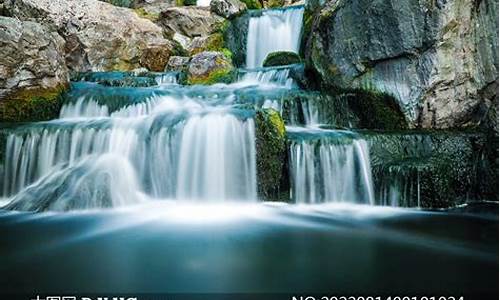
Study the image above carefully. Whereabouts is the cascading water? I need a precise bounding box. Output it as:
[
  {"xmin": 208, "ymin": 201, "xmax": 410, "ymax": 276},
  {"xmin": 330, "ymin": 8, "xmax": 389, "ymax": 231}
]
[
  {"xmin": 246, "ymin": 7, "xmax": 304, "ymax": 68},
  {"xmin": 2, "ymin": 81, "xmax": 259, "ymax": 210},
  {"xmin": 287, "ymin": 128, "xmax": 375, "ymax": 204}
]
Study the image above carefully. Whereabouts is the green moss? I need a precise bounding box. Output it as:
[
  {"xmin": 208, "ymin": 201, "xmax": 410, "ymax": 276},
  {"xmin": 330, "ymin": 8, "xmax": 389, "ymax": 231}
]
[
  {"xmin": 263, "ymin": 51, "xmax": 302, "ymax": 67},
  {"xmin": 0, "ymin": 85, "xmax": 68, "ymax": 122},
  {"xmin": 240, "ymin": 0, "xmax": 262, "ymax": 9},
  {"xmin": 255, "ymin": 109, "xmax": 287, "ymax": 201},
  {"xmin": 367, "ymin": 131, "xmax": 491, "ymax": 208},
  {"xmin": 187, "ymin": 68, "xmax": 234, "ymax": 85},
  {"xmin": 133, "ymin": 7, "xmax": 160, "ymax": 21},
  {"xmin": 340, "ymin": 88, "xmax": 408, "ymax": 130},
  {"xmin": 266, "ymin": 0, "xmax": 285, "ymax": 8}
]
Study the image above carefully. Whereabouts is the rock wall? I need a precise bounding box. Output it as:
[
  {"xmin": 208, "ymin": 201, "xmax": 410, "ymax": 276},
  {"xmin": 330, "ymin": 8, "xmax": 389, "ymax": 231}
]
[
  {"xmin": 0, "ymin": 16, "xmax": 69, "ymax": 121},
  {"xmin": 307, "ymin": 0, "xmax": 499, "ymax": 129},
  {"xmin": 4, "ymin": 0, "xmax": 174, "ymax": 72}
]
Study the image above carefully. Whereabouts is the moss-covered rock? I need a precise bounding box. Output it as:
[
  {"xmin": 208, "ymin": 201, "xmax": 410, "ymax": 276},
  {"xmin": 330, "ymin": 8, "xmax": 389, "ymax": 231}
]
[
  {"xmin": 133, "ymin": 7, "xmax": 160, "ymax": 21},
  {"xmin": 0, "ymin": 85, "xmax": 68, "ymax": 122},
  {"xmin": 187, "ymin": 51, "xmax": 235, "ymax": 85},
  {"xmin": 188, "ymin": 33, "xmax": 224, "ymax": 55},
  {"xmin": 255, "ymin": 108, "xmax": 287, "ymax": 201},
  {"xmin": 239, "ymin": 0, "xmax": 262, "ymax": 9},
  {"xmin": 263, "ymin": 51, "xmax": 302, "ymax": 67},
  {"xmin": 340, "ymin": 88, "xmax": 408, "ymax": 130},
  {"xmin": 367, "ymin": 131, "xmax": 493, "ymax": 208}
]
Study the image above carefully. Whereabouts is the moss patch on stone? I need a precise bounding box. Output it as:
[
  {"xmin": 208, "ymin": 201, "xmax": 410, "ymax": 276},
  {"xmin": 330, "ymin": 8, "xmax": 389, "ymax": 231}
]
[
  {"xmin": 0, "ymin": 85, "xmax": 68, "ymax": 122},
  {"xmin": 341, "ymin": 88, "xmax": 408, "ymax": 130},
  {"xmin": 240, "ymin": 0, "xmax": 262, "ymax": 9},
  {"xmin": 263, "ymin": 51, "xmax": 302, "ymax": 67},
  {"xmin": 255, "ymin": 108, "xmax": 287, "ymax": 201},
  {"xmin": 367, "ymin": 131, "xmax": 491, "ymax": 208},
  {"xmin": 133, "ymin": 8, "xmax": 160, "ymax": 21},
  {"xmin": 187, "ymin": 68, "xmax": 234, "ymax": 85}
]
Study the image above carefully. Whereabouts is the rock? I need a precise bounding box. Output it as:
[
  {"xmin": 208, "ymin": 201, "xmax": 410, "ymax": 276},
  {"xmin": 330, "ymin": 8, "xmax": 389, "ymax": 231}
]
[
  {"xmin": 262, "ymin": 0, "xmax": 284, "ymax": 8},
  {"xmin": 210, "ymin": 0, "xmax": 246, "ymax": 19},
  {"xmin": 100, "ymin": 0, "xmax": 137, "ymax": 7},
  {"xmin": 173, "ymin": 33, "xmax": 192, "ymax": 52},
  {"xmin": 368, "ymin": 131, "xmax": 493, "ymax": 208},
  {"xmin": 187, "ymin": 51, "xmax": 234, "ymax": 85},
  {"xmin": 187, "ymin": 33, "xmax": 226, "ymax": 55},
  {"xmin": 4, "ymin": 0, "xmax": 174, "ymax": 72},
  {"xmin": 307, "ymin": 0, "xmax": 499, "ymax": 129},
  {"xmin": 263, "ymin": 51, "xmax": 301, "ymax": 67},
  {"xmin": 166, "ymin": 56, "xmax": 190, "ymax": 72},
  {"xmin": 158, "ymin": 6, "xmax": 226, "ymax": 39},
  {"xmin": 0, "ymin": 16, "xmax": 69, "ymax": 122},
  {"xmin": 255, "ymin": 108, "xmax": 287, "ymax": 201},
  {"xmin": 239, "ymin": 0, "xmax": 261, "ymax": 9}
]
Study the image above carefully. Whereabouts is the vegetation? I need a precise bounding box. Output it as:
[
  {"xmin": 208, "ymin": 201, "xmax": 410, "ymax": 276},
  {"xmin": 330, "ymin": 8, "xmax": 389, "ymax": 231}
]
[
  {"xmin": 0, "ymin": 85, "xmax": 68, "ymax": 122},
  {"xmin": 255, "ymin": 109, "xmax": 287, "ymax": 201},
  {"xmin": 263, "ymin": 51, "xmax": 301, "ymax": 67}
]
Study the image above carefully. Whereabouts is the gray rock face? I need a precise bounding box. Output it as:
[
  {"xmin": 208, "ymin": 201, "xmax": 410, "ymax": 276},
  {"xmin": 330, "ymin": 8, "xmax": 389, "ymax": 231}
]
[
  {"xmin": 0, "ymin": 16, "xmax": 68, "ymax": 100},
  {"xmin": 4, "ymin": 0, "xmax": 174, "ymax": 72},
  {"xmin": 307, "ymin": 0, "xmax": 499, "ymax": 129},
  {"xmin": 210, "ymin": 0, "xmax": 246, "ymax": 19},
  {"xmin": 187, "ymin": 51, "xmax": 234, "ymax": 84},
  {"xmin": 158, "ymin": 6, "xmax": 226, "ymax": 39},
  {"xmin": 166, "ymin": 56, "xmax": 190, "ymax": 72}
]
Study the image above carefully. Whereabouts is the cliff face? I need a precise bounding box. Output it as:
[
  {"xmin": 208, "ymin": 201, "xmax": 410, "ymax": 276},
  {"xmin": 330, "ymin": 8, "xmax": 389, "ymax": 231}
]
[{"xmin": 306, "ymin": 0, "xmax": 499, "ymax": 129}]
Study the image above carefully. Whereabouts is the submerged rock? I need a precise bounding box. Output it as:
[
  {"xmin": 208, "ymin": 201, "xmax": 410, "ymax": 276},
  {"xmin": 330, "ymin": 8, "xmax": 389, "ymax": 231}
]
[
  {"xmin": 4, "ymin": 0, "xmax": 174, "ymax": 72},
  {"xmin": 158, "ymin": 6, "xmax": 226, "ymax": 39},
  {"xmin": 255, "ymin": 109, "xmax": 287, "ymax": 201},
  {"xmin": 263, "ymin": 51, "xmax": 301, "ymax": 67},
  {"xmin": 0, "ymin": 16, "xmax": 69, "ymax": 122},
  {"xmin": 187, "ymin": 51, "xmax": 234, "ymax": 85},
  {"xmin": 210, "ymin": 0, "xmax": 246, "ymax": 19},
  {"xmin": 307, "ymin": 0, "xmax": 499, "ymax": 129}
]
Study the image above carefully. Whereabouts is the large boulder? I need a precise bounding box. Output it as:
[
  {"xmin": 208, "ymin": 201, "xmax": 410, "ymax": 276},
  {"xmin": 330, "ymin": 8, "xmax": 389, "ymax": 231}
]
[
  {"xmin": 210, "ymin": 0, "xmax": 246, "ymax": 19},
  {"xmin": 307, "ymin": 0, "xmax": 499, "ymax": 129},
  {"xmin": 4, "ymin": 0, "xmax": 175, "ymax": 72},
  {"xmin": 0, "ymin": 16, "xmax": 69, "ymax": 122},
  {"xmin": 158, "ymin": 6, "xmax": 226, "ymax": 39},
  {"xmin": 187, "ymin": 51, "xmax": 234, "ymax": 84}
]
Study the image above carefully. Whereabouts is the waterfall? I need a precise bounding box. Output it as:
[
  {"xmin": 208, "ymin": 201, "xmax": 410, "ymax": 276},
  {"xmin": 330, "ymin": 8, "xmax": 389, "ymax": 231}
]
[
  {"xmin": 238, "ymin": 66, "xmax": 296, "ymax": 88},
  {"xmin": 288, "ymin": 128, "xmax": 375, "ymax": 204},
  {"xmin": 246, "ymin": 7, "xmax": 304, "ymax": 68},
  {"xmin": 2, "ymin": 89, "xmax": 258, "ymax": 210}
]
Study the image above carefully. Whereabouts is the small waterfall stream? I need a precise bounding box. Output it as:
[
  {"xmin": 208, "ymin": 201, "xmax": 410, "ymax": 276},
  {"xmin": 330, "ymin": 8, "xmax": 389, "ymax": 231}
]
[{"xmin": 246, "ymin": 7, "xmax": 304, "ymax": 68}]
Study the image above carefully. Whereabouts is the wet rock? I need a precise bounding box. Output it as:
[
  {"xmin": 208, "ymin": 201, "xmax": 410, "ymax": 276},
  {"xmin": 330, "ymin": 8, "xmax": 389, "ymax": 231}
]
[
  {"xmin": 158, "ymin": 6, "xmax": 226, "ymax": 39},
  {"xmin": 255, "ymin": 108, "xmax": 287, "ymax": 201},
  {"xmin": 210, "ymin": 0, "xmax": 246, "ymax": 19},
  {"xmin": 367, "ymin": 131, "xmax": 493, "ymax": 208},
  {"xmin": 0, "ymin": 16, "xmax": 69, "ymax": 122},
  {"xmin": 4, "ymin": 0, "xmax": 174, "ymax": 72},
  {"xmin": 187, "ymin": 51, "xmax": 234, "ymax": 84},
  {"xmin": 307, "ymin": 0, "xmax": 499, "ymax": 129},
  {"xmin": 263, "ymin": 51, "xmax": 301, "ymax": 67}
]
